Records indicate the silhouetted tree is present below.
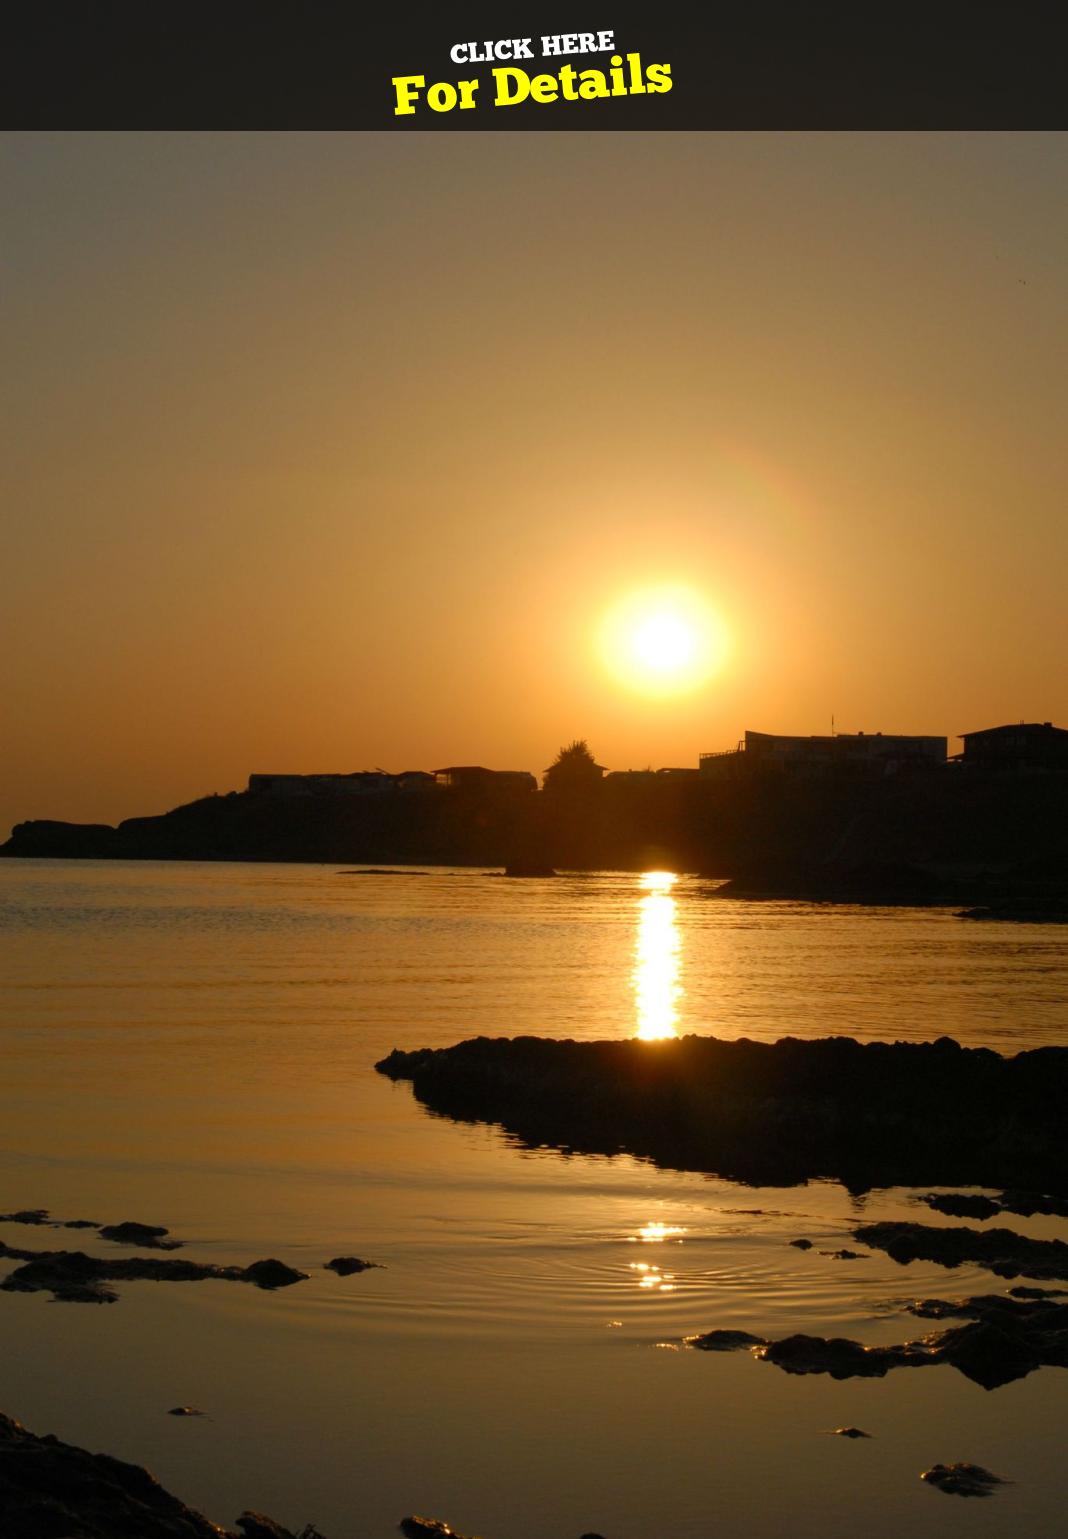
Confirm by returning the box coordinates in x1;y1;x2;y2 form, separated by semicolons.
543;739;606;793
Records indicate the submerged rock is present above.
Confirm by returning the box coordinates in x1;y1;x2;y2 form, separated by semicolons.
921;1462;1009;1496
237;1515;327;1538
750;1291;1068;1389
0;1244;308;1304
684;1329;767;1352
920;1188;1068;1221
829;1426;872;1438
324;1256;378;1276
400;1520;478;1538
854;1220;1068;1280
0;1409;324;1537
998;1189;1068;1219
756;1333;937;1379
99;1222;181;1251
166;1407;205;1417
242;1259;307;1290
920;1192;1002;1220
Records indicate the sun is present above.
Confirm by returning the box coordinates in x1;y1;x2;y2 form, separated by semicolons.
598;585;729;697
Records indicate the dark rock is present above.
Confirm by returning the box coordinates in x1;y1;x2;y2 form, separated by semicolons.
1;1251;121;1303
684;1329;766;1351
0;1243;308;1304
998;1189;1068;1219
241;1259;308;1290
166;1408;205;1418
236;1514;326;1539
400;1520;479;1538
753;1292;1068;1389
236;1516;296;1539
99;1223;181;1251
0;1409;321;1537
789;1238;813;1249
920;1192;1002;1220
755;1333;937;1379
830;1426;872;1438
63;1220;101;1230
820;1249;866;1260
930;1320;1040;1389
0;1211;50;1226
324;1256;378;1276
854;1220;1068;1280
921;1462;1008;1496
959;902;1068;923
374;1032;1068;1193
907;1298;975;1320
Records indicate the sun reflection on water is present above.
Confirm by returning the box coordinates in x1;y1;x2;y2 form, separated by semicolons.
634;871;682;1039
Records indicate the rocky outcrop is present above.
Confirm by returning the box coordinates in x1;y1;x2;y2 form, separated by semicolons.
684;1329;767;1351
920;1189;1068;1221
0;1242;308;1303
324;1257;378;1276
375;1033;1068;1192
853;1221;1068;1280
0;1411;325;1538
920;1462;1008;1496
702;1290;1068;1390
99;1222;182;1250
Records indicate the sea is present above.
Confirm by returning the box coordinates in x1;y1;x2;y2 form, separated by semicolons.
1;859;1066;1539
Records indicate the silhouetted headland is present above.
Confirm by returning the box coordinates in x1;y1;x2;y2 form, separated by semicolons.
376;1033;1068;1193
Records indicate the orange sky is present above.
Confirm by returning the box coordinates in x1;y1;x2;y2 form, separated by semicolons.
3;131;1066;833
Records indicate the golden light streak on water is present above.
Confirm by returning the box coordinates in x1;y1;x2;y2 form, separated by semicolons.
633;871;682;1039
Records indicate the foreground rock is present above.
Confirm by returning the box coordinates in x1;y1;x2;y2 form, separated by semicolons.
920;1189;1068;1220
400;1522;478;1538
0;1411;325;1538
0;1241;307;1303
750;1289;1068;1389
324;1256;378;1276
0;1210;187;1241
921;1462;1009;1496
685;1329;766;1352
853;1221;1068;1280
376;1033;1068;1192
756;1333;937;1379
99;1222;182;1250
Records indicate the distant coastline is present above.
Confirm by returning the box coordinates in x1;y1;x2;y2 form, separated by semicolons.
3;742;1067;911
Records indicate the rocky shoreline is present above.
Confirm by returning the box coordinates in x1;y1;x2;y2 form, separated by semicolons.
0;1411;610;1539
376;1032;1068;1193
0;1410;326;1539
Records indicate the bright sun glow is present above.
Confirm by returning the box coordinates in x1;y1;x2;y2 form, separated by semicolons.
598;585;729;697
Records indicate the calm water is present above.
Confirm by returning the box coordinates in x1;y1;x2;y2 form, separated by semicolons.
1;860;1066;1538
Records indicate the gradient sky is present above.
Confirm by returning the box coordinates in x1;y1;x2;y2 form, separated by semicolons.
3;131;1066;833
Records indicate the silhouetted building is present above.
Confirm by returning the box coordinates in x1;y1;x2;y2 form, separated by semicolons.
958;722;1068;773
700;730;947;780
433;766;537;793
604;767;699;784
